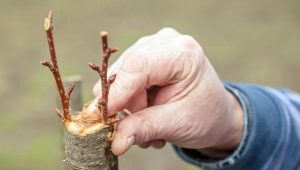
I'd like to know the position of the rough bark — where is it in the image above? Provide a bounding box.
[64,127,118,170]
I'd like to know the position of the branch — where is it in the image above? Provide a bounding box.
[88,63,101,73]
[66,83,75,99]
[41,11,72,122]
[89,31,118,124]
[97,99,106,123]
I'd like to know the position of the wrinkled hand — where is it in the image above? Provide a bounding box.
[89,28,243,156]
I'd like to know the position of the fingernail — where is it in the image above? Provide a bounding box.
[117,111,130,120]
[112,135,134,156]
[151,140,166,149]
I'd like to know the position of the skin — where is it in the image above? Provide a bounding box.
[86,28,244,158]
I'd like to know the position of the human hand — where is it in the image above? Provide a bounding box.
[88,28,244,156]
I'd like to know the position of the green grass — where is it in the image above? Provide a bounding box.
[0,132,63,170]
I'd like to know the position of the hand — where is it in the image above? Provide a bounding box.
[90,28,244,156]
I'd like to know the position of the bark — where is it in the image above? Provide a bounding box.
[64,127,118,170]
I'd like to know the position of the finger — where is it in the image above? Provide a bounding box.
[89,57,149,114]
[108,48,182,113]
[92,28,168,97]
[126,90,148,113]
[116,110,131,120]
[150,139,166,149]
[137,139,166,149]
[127,27,180,52]
[93,28,186,114]
[152,28,181,45]
[93,57,124,97]
[90,53,146,113]
[92,35,147,97]
[138,142,151,149]
[93,27,182,97]
[90,60,124,115]
[111,101,183,156]
[107,56,148,113]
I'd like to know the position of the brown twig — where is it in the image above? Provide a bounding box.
[89,31,118,124]
[40,11,72,122]
[66,83,75,99]
[108,74,117,90]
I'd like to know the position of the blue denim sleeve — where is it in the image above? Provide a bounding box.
[173,83,300,170]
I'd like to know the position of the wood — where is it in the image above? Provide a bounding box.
[88,31,118,124]
[41,11,118,170]
[64,75,83,112]
[65,127,118,170]
[41,11,72,122]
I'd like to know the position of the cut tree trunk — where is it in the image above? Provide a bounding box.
[64,127,118,170]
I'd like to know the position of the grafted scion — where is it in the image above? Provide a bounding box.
[40,11,73,122]
[89,31,118,125]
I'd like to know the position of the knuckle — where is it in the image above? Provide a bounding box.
[180,35,197,47]
[133,115,157,142]
[157,27,179,36]
[136,35,151,45]
[142,118,157,141]
[121,55,147,74]
[177,35,203,53]
[138,142,151,149]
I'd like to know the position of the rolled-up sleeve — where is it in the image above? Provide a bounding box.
[174,83,300,170]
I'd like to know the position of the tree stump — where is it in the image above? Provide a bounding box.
[64,127,118,170]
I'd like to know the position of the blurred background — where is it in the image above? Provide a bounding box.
[0,0,299,169]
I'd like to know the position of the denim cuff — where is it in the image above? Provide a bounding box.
[173,83,250,169]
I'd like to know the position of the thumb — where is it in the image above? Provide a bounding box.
[112,101,182,155]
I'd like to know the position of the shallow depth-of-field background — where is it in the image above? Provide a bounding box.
[0,0,299,170]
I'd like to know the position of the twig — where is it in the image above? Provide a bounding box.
[66,83,75,99]
[89,31,118,124]
[40,11,72,122]
[108,74,117,90]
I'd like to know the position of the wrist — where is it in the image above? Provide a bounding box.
[197,89,244,158]
[223,89,244,149]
